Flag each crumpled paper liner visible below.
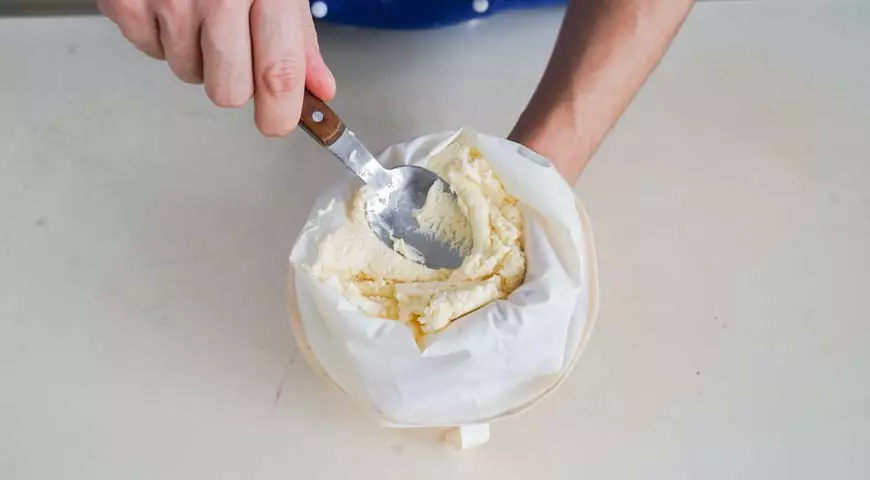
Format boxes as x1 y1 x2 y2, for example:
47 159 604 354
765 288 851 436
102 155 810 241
287 129 599 427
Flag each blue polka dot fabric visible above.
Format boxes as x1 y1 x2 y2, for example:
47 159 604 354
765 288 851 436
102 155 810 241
309 0 567 30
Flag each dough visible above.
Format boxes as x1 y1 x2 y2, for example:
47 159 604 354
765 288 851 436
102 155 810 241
311 142 526 336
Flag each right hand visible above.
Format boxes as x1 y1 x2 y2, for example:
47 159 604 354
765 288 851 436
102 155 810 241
98 0 336 136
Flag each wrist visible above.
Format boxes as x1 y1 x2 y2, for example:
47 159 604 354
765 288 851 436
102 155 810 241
509 99 592 184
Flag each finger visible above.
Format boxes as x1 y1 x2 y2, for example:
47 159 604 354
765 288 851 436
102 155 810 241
251 0 306 137
297 1 335 100
99 0 164 59
201 1 254 108
155 0 203 84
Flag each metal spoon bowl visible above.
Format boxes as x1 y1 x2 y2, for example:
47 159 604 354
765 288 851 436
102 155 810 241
363 165 465 269
298 91 468 270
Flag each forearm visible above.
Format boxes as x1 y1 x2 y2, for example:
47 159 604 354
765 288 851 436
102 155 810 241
510 0 693 182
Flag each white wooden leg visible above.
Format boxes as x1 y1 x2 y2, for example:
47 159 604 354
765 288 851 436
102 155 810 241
444 423 490 450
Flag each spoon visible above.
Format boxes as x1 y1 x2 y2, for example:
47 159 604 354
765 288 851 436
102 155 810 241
298 91 468 270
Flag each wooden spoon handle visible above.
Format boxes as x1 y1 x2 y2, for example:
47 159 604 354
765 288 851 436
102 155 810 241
299 90 345 146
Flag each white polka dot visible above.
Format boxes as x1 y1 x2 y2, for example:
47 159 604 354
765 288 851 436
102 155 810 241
472 0 490 14
311 1 328 19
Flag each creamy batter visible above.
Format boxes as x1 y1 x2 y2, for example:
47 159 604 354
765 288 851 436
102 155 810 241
412 180 473 255
311 142 526 336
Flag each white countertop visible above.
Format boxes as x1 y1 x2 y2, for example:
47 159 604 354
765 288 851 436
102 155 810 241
1 3 869 479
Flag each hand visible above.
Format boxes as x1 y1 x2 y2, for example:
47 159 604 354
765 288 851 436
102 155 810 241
510 102 592 184
510 0 693 184
99 0 336 136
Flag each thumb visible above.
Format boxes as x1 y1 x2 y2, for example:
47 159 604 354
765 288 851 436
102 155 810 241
299 2 336 100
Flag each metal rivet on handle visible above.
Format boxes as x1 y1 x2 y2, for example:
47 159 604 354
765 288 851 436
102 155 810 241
312 110 324 123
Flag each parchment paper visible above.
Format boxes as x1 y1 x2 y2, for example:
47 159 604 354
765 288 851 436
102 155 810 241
289 129 592 426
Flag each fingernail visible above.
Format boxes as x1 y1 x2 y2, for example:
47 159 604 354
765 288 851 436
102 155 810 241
326 68 336 91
